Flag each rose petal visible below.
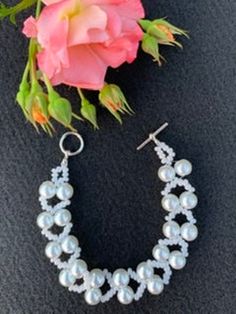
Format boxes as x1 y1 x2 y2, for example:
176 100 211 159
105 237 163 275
85 0 145 19
22 16 37 38
49 45 107 90
68 5 108 46
42 0 63 5
37 3 70 68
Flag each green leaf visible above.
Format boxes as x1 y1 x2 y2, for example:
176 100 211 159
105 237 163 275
80 99 99 129
0 0 37 24
48 98 72 127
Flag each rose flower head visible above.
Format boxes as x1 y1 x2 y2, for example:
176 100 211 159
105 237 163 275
23 0 145 90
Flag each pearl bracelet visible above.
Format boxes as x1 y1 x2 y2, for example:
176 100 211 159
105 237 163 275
37 124 198 305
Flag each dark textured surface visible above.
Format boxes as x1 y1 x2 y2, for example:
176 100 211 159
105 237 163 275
0 1 236 313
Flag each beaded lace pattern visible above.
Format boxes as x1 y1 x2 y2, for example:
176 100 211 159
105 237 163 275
38 138 197 305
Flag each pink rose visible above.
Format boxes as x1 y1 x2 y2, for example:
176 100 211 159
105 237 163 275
23 0 145 90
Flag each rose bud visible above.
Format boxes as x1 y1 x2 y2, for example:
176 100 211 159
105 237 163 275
141 34 162 65
48 97 73 128
148 23 175 44
25 92 49 125
80 98 98 129
140 18 188 65
147 19 188 47
99 84 133 123
31 93 49 124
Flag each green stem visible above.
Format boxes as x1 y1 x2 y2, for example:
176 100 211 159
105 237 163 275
35 0 41 18
72 112 83 121
27 0 42 86
21 62 30 83
29 39 37 83
77 88 85 100
43 73 54 94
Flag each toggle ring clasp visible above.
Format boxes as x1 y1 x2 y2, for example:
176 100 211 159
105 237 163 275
59 132 84 157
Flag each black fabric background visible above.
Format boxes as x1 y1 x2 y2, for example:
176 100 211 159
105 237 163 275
0 1 236 313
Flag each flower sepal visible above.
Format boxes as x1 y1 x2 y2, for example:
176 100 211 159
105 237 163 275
16 81 30 115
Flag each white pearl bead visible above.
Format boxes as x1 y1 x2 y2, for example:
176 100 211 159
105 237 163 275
39 181 56 199
61 235 79 254
112 269 130 288
136 262 154 281
180 192 198 209
158 165 175 182
70 259 87 278
152 244 170 261
147 275 164 295
163 221 180 238
45 241 62 259
174 159 192 177
117 286 134 305
181 223 198 242
56 183 74 201
37 212 54 229
59 269 76 287
169 251 186 270
161 194 179 212
85 288 102 306
54 209 72 226
89 269 105 288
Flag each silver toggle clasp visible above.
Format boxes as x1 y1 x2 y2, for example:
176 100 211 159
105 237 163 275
59 132 84 158
137 122 169 151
